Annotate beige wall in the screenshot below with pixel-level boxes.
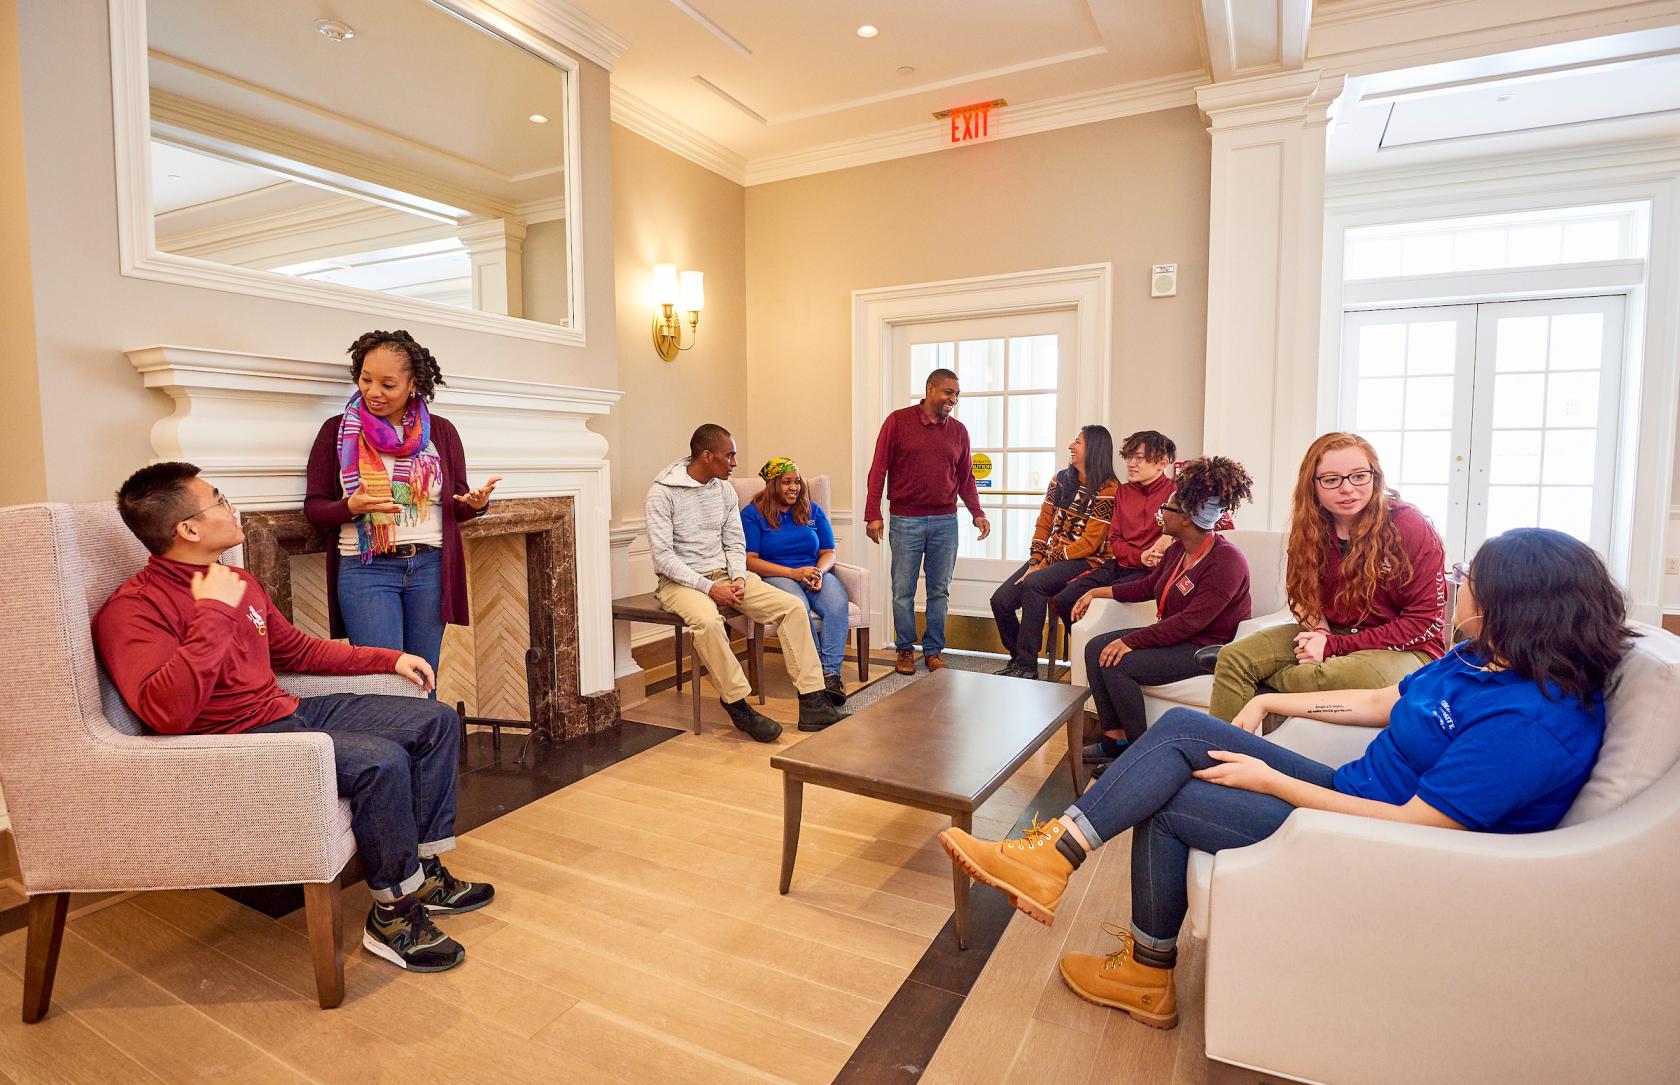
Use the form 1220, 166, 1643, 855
609, 124, 747, 522
11, 1, 618, 503
0, 0, 46, 507
744, 107, 1213, 515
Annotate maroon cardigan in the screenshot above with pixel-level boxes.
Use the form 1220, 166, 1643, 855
304, 413, 484, 639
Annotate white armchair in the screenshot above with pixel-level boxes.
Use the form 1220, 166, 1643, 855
1069, 530, 1291, 722
1196, 624, 1680, 1084
727, 474, 872, 680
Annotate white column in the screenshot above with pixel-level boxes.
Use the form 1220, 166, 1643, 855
457, 218, 527, 319
1198, 69, 1344, 530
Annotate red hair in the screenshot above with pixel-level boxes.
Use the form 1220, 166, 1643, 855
1285, 432, 1412, 624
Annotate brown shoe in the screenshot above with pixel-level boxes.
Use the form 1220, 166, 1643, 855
895, 649, 916, 675
1058, 923, 1178, 1029
924, 654, 948, 671
938, 818, 1074, 925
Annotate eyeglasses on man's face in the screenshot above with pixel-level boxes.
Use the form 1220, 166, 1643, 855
181, 493, 232, 525
1314, 469, 1376, 490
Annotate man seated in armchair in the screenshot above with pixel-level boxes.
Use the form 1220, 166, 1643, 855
93, 462, 493, 974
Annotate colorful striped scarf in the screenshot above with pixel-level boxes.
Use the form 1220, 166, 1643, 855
336, 392, 441, 563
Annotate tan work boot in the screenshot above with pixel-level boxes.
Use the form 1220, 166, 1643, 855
895, 649, 916, 675
938, 817, 1075, 925
924, 654, 948, 671
1058, 923, 1178, 1029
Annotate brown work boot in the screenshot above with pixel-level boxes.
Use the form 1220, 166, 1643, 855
1058, 923, 1178, 1029
895, 649, 916, 675
924, 654, 948, 671
938, 817, 1076, 925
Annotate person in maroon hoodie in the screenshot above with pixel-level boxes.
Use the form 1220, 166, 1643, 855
1054, 430, 1178, 624
94, 462, 493, 974
304, 331, 500, 687
1207, 432, 1448, 721
1075, 457, 1254, 770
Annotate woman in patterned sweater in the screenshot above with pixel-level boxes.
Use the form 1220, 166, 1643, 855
991, 425, 1120, 679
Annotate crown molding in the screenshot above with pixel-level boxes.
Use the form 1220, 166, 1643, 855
742, 69, 1205, 187
610, 86, 748, 184
1326, 135, 1680, 203
438, 0, 629, 72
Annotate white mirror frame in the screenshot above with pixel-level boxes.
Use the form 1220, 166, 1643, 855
108, 0, 588, 347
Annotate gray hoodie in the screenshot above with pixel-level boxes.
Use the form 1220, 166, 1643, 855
645, 457, 745, 592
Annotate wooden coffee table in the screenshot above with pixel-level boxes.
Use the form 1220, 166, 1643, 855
771, 669, 1089, 949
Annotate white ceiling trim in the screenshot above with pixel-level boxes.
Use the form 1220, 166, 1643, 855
610, 85, 748, 184
742, 69, 1205, 187
443, 0, 629, 72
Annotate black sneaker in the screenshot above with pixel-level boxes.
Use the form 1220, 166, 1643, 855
997, 661, 1039, 680
797, 690, 848, 732
417, 855, 495, 915
823, 673, 848, 706
363, 898, 465, 973
1081, 737, 1128, 765
721, 698, 782, 743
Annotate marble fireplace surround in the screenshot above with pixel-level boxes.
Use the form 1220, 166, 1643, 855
124, 344, 624, 737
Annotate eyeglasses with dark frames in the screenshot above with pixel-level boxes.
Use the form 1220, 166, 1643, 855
1445, 560, 1471, 586
1314, 469, 1376, 490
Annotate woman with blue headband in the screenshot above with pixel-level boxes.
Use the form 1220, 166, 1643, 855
1076, 457, 1255, 769
743, 457, 850, 705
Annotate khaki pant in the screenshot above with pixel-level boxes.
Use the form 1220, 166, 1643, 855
654, 570, 824, 703
1207, 621, 1433, 722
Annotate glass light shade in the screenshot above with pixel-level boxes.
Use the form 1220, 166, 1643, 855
679, 270, 704, 312
651, 263, 679, 306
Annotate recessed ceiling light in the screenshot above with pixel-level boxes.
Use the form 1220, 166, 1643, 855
856, 25, 878, 38
1495, 94, 1513, 102
167, 173, 181, 181
528, 114, 549, 124
313, 18, 354, 43
897, 65, 915, 76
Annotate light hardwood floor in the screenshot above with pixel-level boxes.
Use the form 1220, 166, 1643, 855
0, 666, 1064, 1084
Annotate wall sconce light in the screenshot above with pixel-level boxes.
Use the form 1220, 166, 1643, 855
651, 263, 703, 361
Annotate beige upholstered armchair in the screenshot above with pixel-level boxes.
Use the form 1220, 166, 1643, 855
727, 474, 872, 680
0, 502, 422, 1021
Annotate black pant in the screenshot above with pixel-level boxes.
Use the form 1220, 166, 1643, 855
990, 559, 1090, 666
1083, 627, 1208, 743
1053, 560, 1151, 621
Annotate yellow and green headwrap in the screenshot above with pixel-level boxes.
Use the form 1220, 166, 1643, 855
759, 456, 799, 483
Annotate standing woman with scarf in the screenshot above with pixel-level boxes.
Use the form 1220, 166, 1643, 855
305, 331, 500, 685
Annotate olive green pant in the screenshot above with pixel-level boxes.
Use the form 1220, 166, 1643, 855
1207, 622, 1433, 722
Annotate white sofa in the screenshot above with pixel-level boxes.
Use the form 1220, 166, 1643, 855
1069, 530, 1291, 721
1194, 623, 1680, 1084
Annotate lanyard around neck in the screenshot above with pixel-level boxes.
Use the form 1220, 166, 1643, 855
1157, 533, 1216, 618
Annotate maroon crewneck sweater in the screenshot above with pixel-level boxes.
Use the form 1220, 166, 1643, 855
94, 556, 402, 735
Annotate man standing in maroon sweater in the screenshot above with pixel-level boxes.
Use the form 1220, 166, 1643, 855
94, 462, 493, 974
865, 369, 992, 675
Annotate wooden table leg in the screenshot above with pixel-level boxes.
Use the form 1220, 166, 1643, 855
753, 622, 766, 705
951, 811, 973, 950
779, 775, 803, 894
1066, 711, 1087, 794
691, 642, 703, 735
674, 627, 684, 692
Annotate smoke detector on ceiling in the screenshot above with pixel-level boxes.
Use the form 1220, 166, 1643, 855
313, 19, 355, 43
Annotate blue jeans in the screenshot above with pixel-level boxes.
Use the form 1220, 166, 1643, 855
764, 573, 851, 674
888, 513, 959, 654
1064, 707, 1336, 951
250, 693, 461, 902
337, 548, 446, 693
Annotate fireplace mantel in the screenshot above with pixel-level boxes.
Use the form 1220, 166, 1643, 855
124, 343, 623, 704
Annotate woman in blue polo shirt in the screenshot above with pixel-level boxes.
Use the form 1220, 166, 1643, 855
743, 457, 849, 705
936, 527, 1632, 1031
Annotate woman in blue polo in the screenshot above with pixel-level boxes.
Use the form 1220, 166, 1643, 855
743, 457, 849, 705
936, 527, 1632, 1030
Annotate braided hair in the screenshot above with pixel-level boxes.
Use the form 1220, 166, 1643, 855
1172, 456, 1253, 519
347, 330, 446, 401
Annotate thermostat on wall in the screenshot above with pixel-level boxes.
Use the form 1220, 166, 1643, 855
1151, 264, 1178, 298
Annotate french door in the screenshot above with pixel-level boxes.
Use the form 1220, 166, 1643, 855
890, 309, 1079, 617
1340, 294, 1626, 565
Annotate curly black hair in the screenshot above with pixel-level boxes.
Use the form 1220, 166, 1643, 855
347, 330, 446, 401
1172, 456, 1253, 517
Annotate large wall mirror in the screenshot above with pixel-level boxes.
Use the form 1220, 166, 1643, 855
114, 0, 584, 344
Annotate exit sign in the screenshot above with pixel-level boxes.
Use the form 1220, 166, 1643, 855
935, 99, 1005, 144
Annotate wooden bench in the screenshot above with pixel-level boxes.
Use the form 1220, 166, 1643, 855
771, 669, 1088, 948
611, 591, 764, 734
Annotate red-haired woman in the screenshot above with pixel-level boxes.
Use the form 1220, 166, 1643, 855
1206, 432, 1447, 721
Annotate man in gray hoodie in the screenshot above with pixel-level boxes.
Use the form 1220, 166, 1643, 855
646, 424, 846, 739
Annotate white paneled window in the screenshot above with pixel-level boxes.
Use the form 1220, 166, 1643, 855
1344, 203, 1646, 281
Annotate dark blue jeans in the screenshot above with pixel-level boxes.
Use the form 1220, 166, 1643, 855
250, 693, 460, 902
990, 558, 1089, 667
337, 547, 446, 694
1064, 707, 1336, 952
889, 513, 959, 654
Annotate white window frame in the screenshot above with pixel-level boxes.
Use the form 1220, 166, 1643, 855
1322, 147, 1680, 623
